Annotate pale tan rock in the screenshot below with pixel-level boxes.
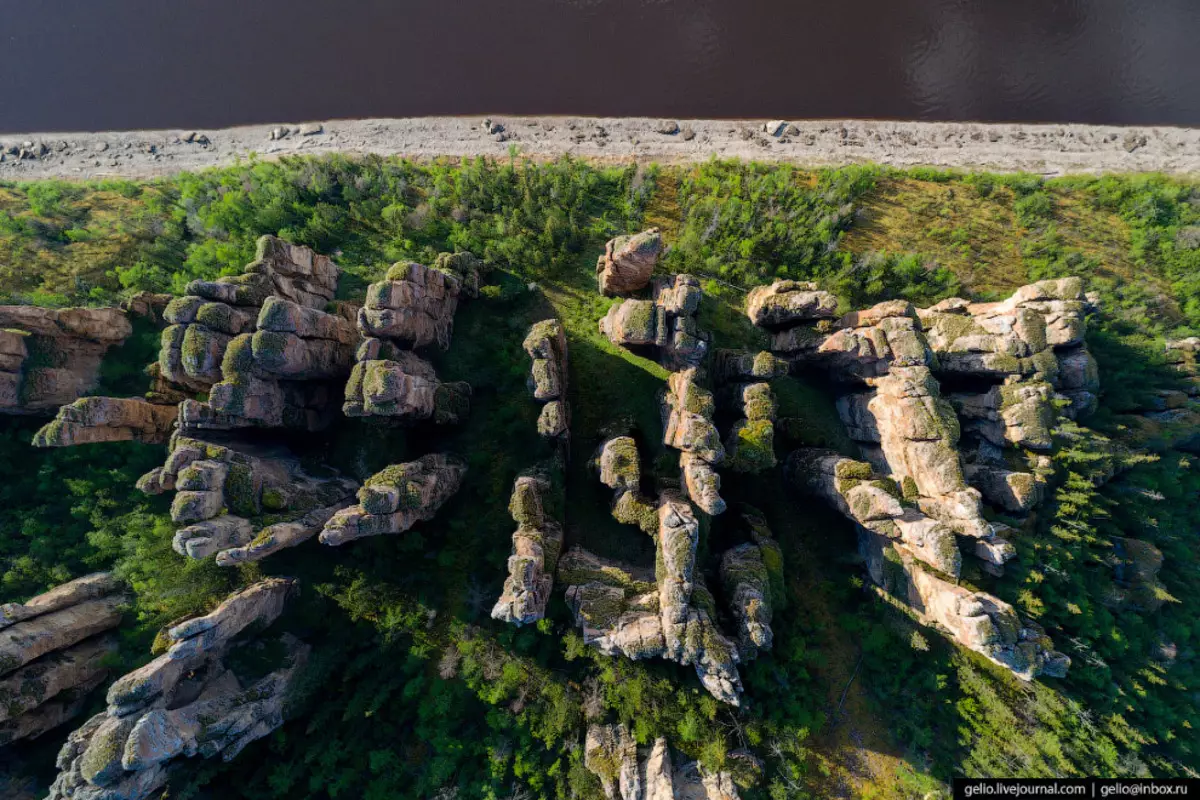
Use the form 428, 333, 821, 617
50, 580, 308, 800
599, 299, 665, 348
597, 436, 641, 492
642, 738, 674, 800
342, 353, 470, 424
524, 319, 567, 401
596, 229, 661, 296
213, 503, 353, 566
744, 280, 838, 328
681, 452, 725, 515
662, 368, 724, 464
0, 596, 125, 679
653, 273, 701, 316
32, 396, 178, 447
0, 306, 131, 413
712, 349, 789, 385
320, 454, 466, 545
0, 573, 120, 631
965, 463, 1042, 513
720, 543, 773, 658
492, 471, 565, 626
584, 723, 640, 800
359, 261, 460, 350
0, 635, 117, 724
860, 530, 1068, 680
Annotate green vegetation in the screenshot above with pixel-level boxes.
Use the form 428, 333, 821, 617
0, 157, 1197, 797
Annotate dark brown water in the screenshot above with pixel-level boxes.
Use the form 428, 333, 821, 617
2, 0, 1198, 133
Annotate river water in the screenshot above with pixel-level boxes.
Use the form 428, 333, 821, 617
2, 0, 1198, 132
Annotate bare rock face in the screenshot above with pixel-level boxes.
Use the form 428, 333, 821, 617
654, 275, 707, 367
790, 450, 966, 578
560, 509, 744, 708
343, 348, 470, 424
582, 728, 743, 800
681, 452, 725, 515
200, 296, 357, 431
597, 229, 662, 296
137, 434, 358, 563
359, 261, 461, 350
523, 319, 570, 440
744, 280, 838, 329
949, 380, 1056, 451
597, 436, 641, 493
662, 369, 724, 464
158, 236, 340, 395
964, 462, 1042, 514
720, 543, 774, 659
859, 529, 1068, 680
32, 397, 178, 447
600, 299, 665, 348
816, 301, 930, 379
433, 251, 489, 299
712, 350, 789, 385
524, 319, 568, 401
0, 306, 131, 414
721, 382, 777, 475
0, 574, 126, 746
48, 579, 308, 800
320, 453, 466, 546
584, 723, 640, 800
491, 470, 565, 626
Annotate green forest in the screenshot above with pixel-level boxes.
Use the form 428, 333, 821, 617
0, 154, 1197, 799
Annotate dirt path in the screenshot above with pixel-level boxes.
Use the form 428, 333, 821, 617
1, 117, 1197, 181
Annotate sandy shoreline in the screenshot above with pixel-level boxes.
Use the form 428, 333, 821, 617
1, 116, 1197, 180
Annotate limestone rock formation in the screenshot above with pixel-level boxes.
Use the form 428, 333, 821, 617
137, 434, 358, 562
491, 470, 565, 626
582, 727, 743, 800
712, 350, 789, 385
719, 543, 774, 659
662, 369, 726, 514
584, 723, 640, 800
320, 453, 466, 545
597, 229, 661, 296
359, 261, 461, 350
859, 530, 1068, 680
47, 579, 308, 800
562, 491, 743, 705
33, 396, 178, 447
0, 306, 131, 414
721, 382, 777, 475
158, 236, 340, 395
791, 450, 967, 578
654, 274, 707, 367
524, 319, 570, 439
200, 296, 358, 431
343, 346, 471, 424
744, 280, 838, 329
600, 299, 665, 349
0, 574, 126, 746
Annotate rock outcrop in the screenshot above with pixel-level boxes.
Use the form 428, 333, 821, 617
524, 319, 570, 439
790, 450, 968, 577
158, 235, 339, 395
320, 453, 466, 546
47, 579, 308, 800
582, 725, 742, 800
597, 229, 661, 296
0, 306, 131, 414
592, 435, 658, 534
491, 470, 565, 626
32, 396, 178, 447
721, 381, 777, 474
343, 344, 470, 424
719, 540, 776, 660
0, 574, 125, 746
599, 273, 707, 368
561, 492, 744, 705
662, 369, 726, 515
359, 261, 461, 350
744, 280, 838, 329
136, 433, 358, 563
712, 350, 789, 385
858, 529, 1069, 680
600, 299, 665, 349
201, 296, 358, 431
